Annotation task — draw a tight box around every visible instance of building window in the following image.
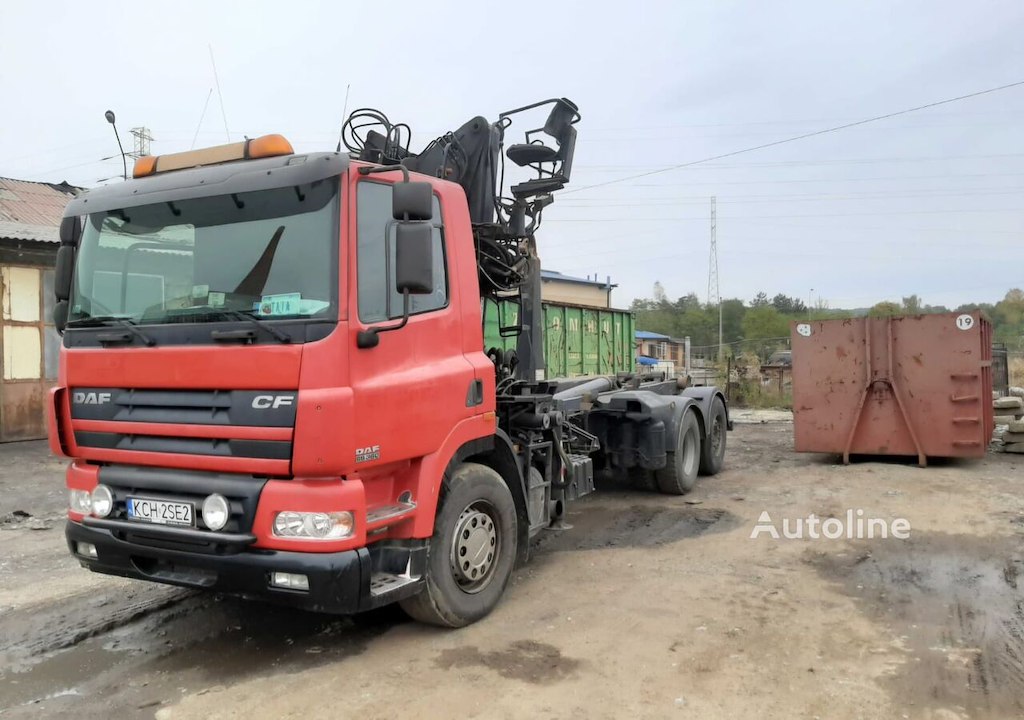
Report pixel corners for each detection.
[2,265,55,381]
[356,182,448,323]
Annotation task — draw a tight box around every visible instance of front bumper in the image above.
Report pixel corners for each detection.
[67,520,372,614]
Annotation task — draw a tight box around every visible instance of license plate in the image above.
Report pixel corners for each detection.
[126,497,194,527]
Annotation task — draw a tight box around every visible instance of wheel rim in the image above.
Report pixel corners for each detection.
[450,501,499,594]
[683,429,699,476]
[710,416,724,457]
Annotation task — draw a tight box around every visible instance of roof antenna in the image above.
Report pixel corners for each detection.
[209,45,231,142]
[335,84,351,152]
[105,110,128,181]
[191,88,214,149]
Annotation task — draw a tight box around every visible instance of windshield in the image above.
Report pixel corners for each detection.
[69,179,338,326]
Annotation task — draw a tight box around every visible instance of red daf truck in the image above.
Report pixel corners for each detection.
[48,99,729,626]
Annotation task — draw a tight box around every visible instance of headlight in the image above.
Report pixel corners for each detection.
[90,485,113,518]
[69,489,92,514]
[272,511,354,540]
[202,493,230,531]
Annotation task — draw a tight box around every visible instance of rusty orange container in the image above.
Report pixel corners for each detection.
[791,312,994,465]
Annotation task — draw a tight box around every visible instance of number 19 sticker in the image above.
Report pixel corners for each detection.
[955,314,974,331]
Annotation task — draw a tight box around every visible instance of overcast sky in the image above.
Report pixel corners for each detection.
[2,0,1022,310]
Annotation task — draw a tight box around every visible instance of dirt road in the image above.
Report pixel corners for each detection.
[2,420,1023,719]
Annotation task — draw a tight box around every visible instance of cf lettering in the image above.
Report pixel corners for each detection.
[252,395,294,409]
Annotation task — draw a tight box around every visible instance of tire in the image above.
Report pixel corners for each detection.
[654,409,701,495]
[699,397,727,476]
[399,462,518,628]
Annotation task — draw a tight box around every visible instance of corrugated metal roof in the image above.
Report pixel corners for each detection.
[540,269,616,288]
[635,330,670,340]
[0,221,59,243]
[0,177,79,243]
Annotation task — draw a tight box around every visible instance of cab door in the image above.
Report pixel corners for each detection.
[346,177,478,474]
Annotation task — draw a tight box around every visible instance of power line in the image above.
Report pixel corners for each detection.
[558,187,1024,206]
[544,207,1024,222]
[0,138,111,165]
[548,241,1024,272]
[568,169,1024,185]
[542,230,1024,262]
[729,218,1024,235]
[572,152,1024,173]
[563,80,1024,195]
[30,154,122,176]
[573,120,1024,142]
[551,110,1022,135]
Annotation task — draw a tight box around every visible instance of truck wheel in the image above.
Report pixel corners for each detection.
[699,397,727,476]
[654,410,700,495]
[399,462,518,628]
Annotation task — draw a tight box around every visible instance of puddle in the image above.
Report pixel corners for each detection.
[436,640,581,684]
[0,594,398,713]
[810,532,1024,718]
[535,496,738,553]
[1,496,735,714]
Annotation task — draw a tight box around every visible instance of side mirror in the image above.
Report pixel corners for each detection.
[59,216,82,245]
[54,245,75,301]
[356,175,436,350]
[55,216,79,334]
[392,182,432,221]
[395,222,433,295]
[53,300,69,333]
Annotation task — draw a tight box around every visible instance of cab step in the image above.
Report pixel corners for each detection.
[369,571,420,598]
[366,500,417,531]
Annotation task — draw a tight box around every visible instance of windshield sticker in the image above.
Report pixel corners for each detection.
[259,293,301,316]
[208,292,226,308]
[191,284,210,299]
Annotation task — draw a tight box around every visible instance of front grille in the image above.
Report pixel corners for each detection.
[99,464,267,554]
[70,388,297,427]
[69,388,296,463]
[74,432,290,460]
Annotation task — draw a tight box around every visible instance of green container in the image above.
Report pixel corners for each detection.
[483,299,635,377]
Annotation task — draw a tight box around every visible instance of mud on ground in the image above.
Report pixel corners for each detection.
[1,423,1023,720]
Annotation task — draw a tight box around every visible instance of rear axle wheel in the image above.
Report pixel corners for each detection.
[655,409,701,495]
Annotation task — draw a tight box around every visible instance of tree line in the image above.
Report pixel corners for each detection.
[631,283,1024,358]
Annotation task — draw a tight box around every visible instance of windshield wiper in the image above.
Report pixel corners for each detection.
[67,316,156,347]
[216,309,292,344]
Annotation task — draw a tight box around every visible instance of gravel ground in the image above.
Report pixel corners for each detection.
[2,422,1023,720]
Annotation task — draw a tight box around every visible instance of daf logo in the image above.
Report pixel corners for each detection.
[252,395,295,410]
[73,391,112,405]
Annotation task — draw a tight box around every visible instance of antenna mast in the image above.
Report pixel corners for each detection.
[707,196,722,360]
[128,127,153,159]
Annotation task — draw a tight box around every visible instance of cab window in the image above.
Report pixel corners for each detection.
[356,182,447,323]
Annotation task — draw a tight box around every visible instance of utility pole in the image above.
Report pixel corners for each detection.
[707,196,722,360]
[129,127,153,159]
